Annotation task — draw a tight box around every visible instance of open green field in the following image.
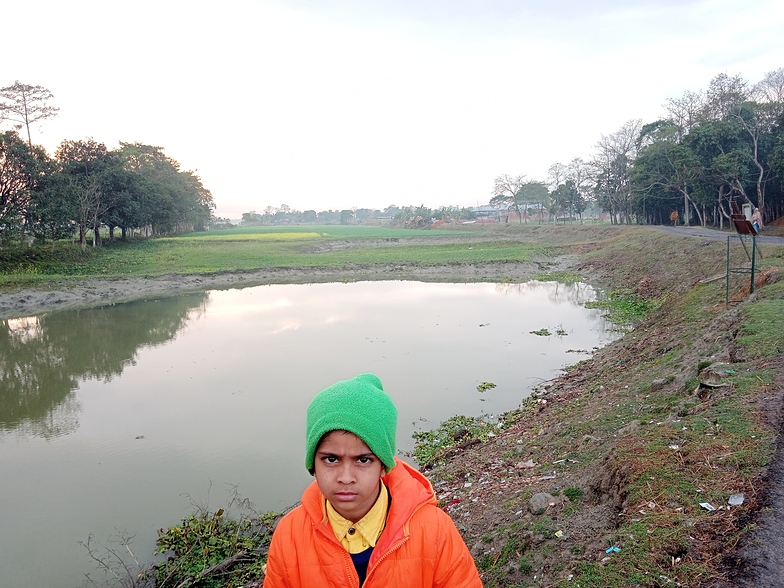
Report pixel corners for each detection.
[0,224,574,288]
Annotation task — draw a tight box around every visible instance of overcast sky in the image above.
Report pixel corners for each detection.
[4,0,783,218]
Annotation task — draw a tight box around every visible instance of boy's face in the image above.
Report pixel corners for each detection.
[313,430,385,523]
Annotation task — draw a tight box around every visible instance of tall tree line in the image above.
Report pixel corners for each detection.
[493,68,784,227]
[0,82,214,248]
[0,132,215,248]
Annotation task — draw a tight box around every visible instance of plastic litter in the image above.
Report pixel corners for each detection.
[605,546,621,554]
[443,499,461,511]
[555,530,564,538]
[699,502,716,511]
[728,493,745,506]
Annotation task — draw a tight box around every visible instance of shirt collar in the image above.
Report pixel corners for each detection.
[326,481,388,554]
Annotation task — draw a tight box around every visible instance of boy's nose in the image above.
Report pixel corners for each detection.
[337,464,355,483]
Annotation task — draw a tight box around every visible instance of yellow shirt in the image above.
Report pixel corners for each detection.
[326,481,388,554]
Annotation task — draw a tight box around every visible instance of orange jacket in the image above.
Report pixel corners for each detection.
[263,458,482,588]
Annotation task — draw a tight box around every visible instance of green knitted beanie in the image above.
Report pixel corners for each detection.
[305,373,398,473]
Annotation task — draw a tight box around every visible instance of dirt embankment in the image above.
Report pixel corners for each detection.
[424,228,784,587]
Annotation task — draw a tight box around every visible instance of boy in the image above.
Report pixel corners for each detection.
[263,373,483,587]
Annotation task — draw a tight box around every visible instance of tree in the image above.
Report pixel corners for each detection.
[731,101,778,215]
[632,139,703,226]
[664,90,706,140]
[702,73,748,121]
[27,164,76,248]
[0,131,34,234]
[0,81,60,147]
[547,163,567,192]
[753,67,784,107]
[490,174,526,223]
[551,181,583,222]
[0,130,49,241]
[591,120,642,224]
[517,181,550,223]
[565,158,592,220]
[685,117,760,225]
[116,142,214,235]
[55,139,111,248]
[242,211,263,225]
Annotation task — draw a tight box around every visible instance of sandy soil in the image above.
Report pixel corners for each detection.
[0,258,579,320]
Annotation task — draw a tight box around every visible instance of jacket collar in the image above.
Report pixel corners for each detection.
[302,457,435,548]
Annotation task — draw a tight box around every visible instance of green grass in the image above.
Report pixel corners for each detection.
[737,300,784,359]
[0,224,554,286]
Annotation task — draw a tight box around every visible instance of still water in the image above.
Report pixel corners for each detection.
[0,280,617,587]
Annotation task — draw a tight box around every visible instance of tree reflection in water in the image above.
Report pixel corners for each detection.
[0,293,209,438]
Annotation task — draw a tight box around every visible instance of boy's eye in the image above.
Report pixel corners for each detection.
[357,456,373,464]
[324,456,338,463]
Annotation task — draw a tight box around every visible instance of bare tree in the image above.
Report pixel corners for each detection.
[73,177,109,250]
[731,102,778,215]
[0,81,60,147]
[664,90,705,139]
[591,119,642,224]
[547,163,567,192]
[752,67,784,106]
[702,73,748,121]
[566,158,592,209]
[490,174,526,223]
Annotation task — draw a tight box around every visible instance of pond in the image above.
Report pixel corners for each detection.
[0,279,618,587]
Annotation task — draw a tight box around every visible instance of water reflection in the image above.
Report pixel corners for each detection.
[0,293,208,438]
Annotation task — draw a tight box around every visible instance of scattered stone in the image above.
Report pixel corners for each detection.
[650,379,668,392]
[529,492,556,515]
[617,420,641,435]
[699,363,733,388]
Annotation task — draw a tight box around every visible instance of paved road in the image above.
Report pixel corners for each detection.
[654,225,784,245]
[735,419,784,587]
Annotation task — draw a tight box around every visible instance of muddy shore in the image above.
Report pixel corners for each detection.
[0,259,578,320]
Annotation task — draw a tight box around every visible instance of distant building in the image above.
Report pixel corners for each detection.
[471,205,501,222]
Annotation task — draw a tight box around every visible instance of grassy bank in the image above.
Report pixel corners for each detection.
[421,226,783,587]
